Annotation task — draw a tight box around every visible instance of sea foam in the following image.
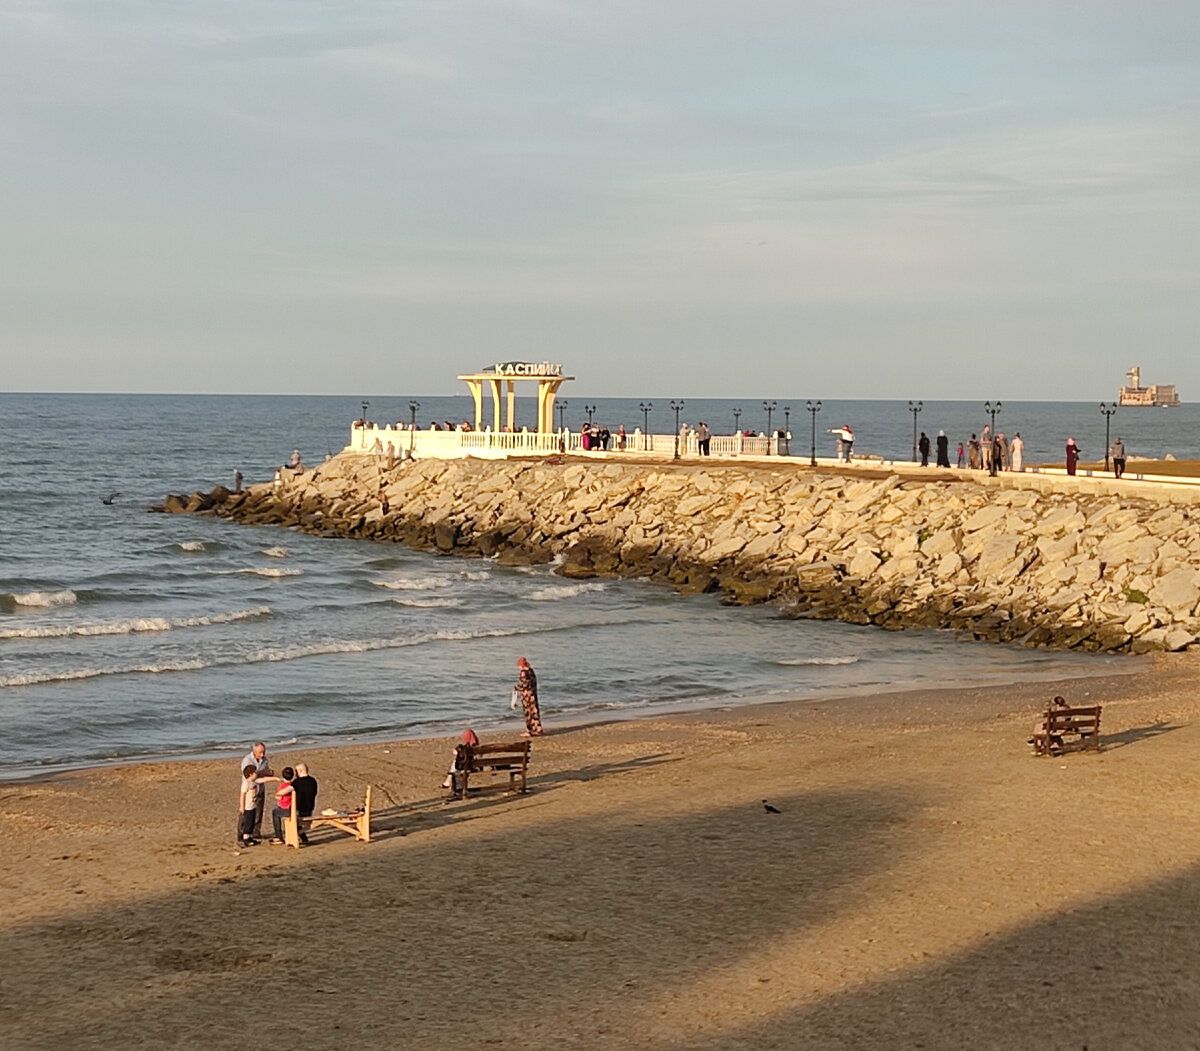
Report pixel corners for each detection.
[528,581,607,601]
[775,656,860,667]
[6,590,78,608]
[0,623,538,688]
[0,606,271,641]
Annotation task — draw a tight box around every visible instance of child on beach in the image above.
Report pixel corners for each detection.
[269,766,296,844]
[238,764,260,846]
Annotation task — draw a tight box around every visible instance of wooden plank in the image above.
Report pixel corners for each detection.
[472,743,531,756]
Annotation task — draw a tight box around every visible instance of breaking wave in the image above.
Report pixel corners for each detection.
[0,606,271,641]
[391,597,464,608]
[262,547,289,558]
[0,624,540,688]
[238,567,302,578]
[371,576,451,591]
[178,540,207,552]
[5,590,78,608]
[528,582,608,601]
[775,656,861,667]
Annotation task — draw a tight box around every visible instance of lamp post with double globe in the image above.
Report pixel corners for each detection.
[763,400,776,451]
[908,400,923,462]
[670,399,685,460]
[407,400,419,454]
[639,402,653,450]
[1100,402,1117,471]
[557,399,568,431]
[806,400,822,466]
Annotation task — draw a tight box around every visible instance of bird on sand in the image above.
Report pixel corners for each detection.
[762,800,781,814]
[101,492,121,505]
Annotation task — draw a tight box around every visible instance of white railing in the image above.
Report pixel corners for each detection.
[345,423,785,461]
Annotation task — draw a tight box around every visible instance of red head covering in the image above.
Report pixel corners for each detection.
[460,728,479,746]
[517,657,530,669]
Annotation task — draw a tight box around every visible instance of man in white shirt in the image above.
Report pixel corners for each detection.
[240,742,274,839]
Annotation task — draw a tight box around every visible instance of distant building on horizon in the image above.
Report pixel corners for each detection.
[1119,366,1180,407]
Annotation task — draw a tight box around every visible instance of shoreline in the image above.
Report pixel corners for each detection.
[0,641,1142,786]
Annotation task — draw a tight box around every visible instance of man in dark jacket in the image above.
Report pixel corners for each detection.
[291,763,319,845]
[918,432,930,466]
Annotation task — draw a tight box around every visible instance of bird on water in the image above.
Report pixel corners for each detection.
[762,800,781,814]
[100,492,121,505]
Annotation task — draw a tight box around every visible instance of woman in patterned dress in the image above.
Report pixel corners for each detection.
[515,657,543,737]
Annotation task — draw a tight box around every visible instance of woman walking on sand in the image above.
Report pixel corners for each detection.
[515,657,543,737]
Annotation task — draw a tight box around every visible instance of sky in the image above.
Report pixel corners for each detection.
[2,1,1199,399]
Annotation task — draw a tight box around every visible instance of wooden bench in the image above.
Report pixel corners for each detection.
[1032,706,1102,756]
[452,741,531,800]
[284,784,372,848]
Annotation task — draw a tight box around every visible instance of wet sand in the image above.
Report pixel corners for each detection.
[3,653,1200,1049]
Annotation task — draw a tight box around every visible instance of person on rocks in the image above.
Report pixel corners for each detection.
[1111,436,1126,479]
[240,742,274,840]
[233,469,243,494]
[1066,437,1081,476]
[918,431,930,466]
[936,430,950,468]
[291,763,318,844]
[1011,432,1025,472]
[968,434,981,470]
[514,657,543,737]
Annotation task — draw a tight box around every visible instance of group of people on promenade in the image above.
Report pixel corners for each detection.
[237,742,318,847]
[236,656,543,845]
[908,428,1131,479]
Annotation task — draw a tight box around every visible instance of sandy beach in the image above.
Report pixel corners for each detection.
[4,654,1200,1050]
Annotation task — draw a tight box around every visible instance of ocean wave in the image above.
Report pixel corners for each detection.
[5,590,78,608]
[392,597,464,608]
[528,582,608,601]
[0,606,271,641]
[458,570,490,581]
[371,576,451,591]
[0,624,541,688]
[775,656,861,667]
[238,567,302,578]
[262,546,289,558]
[178,540,207,552]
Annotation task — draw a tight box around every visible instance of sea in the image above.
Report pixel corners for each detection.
[4,392,1190,781]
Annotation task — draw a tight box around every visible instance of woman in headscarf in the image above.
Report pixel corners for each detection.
[515,657,543,737]
[1066,437,1080,476]
[935,430,950,468]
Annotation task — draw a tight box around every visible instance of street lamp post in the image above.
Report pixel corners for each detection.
[908,400,923,462]
[557,399,568,431]
[763,400,776,451]
[733,407,742,432]
[670,399,685,460]
[984,401,1002,475]
[585,404,597,426]
[639,401,653,450]
[1100,402,1117,471]
[360,400,370,448]
[806,400,822,466]
[783,406,791,456]
[407,400,419,454]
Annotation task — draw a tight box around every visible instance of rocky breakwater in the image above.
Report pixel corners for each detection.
[158,455,1200,653]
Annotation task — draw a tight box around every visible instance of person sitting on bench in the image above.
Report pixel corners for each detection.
[443,728,480,791]
[1029,695,1070,751]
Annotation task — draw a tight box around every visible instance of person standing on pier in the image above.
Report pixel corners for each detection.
[956,440,965,469]
[981,425,992,471]
[1111,437,1126,478]
[830,425,854,462]
[515,657,543,737]
[1011,432,1025,472]
[918,432,930,466]
[936,430,950,468]
[968,434,981,469]
[697,421,711,456]
[1066,437,1081,476]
